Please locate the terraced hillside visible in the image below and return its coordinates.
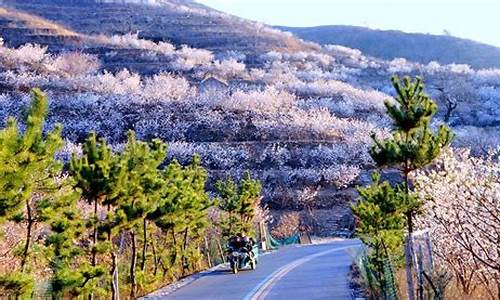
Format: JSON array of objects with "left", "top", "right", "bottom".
[
  {"left": 0, "top": 0, "right": 316, "bottom": 55},
  {"left": 0, "top": 0, "right": 358, "bottom": 236},
  {"left": 0, "top": 5, "right": 84, "bottom": 49},
  {"left": 0, "top": 0, "right": 498, "bottom": 237}
]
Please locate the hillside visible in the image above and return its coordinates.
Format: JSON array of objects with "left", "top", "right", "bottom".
[
  {"left": 0, "top": 0, "right": 316, "bottom": 58},
  {"left": 0, "top": 0, "right": 498, "bottom": 237},
  {"left": 279, "top": 25, "right": 500, "bottom": 69},
  {"left": 0, "top": 0, "right": 319, "bottom": 74},
  {"left": 0, "top": 2, "right": 498, "bottom": 298}
]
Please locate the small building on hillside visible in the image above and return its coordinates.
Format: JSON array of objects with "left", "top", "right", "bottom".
[{"left": 199, "top": 75, "right": 229, "bottom": 93}]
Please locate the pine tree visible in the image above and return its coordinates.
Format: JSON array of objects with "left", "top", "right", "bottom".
[
  {"left": 148, "top": 159, "right": 185, "bottom": 277},
  {"left": 95, "top": 198, "right": 123, "bottom": 300},
  {"left": 175, "top": 156, "right": 213, "bottom": 276},
  {"left": 152, "top": 156, "right": 213, "bottom": 276},
  {"left": 38, "top": 176, "right": 94, "bottom": 298},
  {"left": 0, "top": 89, "right": 65, "bottom": 296},
  {"left": 352, "top": 173, "right": 405, "bottom": 299},
  {"left": 69, "top": 132, "right": 116, "bottom": 299},
  {"left": 215, "top": 171, "right": 262, "bottom": 238},
  {"left": 365, "top": 76, "right": 453, "bottom": 300},
  {"left": 105, "top": 131, "right": 166, "bottom": 298},
  {"left": 214, "top": 177, "right": 239, "bottom": 238},
  {"left": 237, "top": 172, "right": 262, "bottom": 231}
]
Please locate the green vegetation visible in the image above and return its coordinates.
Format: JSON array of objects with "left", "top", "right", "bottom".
[
  {"left": 352, "top": 173, "right": 405, "bottom": 298},
  {"left": 69, "top": 131, "right": 117, "bottom": 298},
  {"left": 0, "top": 89, "right": 66, "bottom": 297},
  {"left": 215, "top": 171, "right": 262, "bottom": 238},
  {"left": 0, "top": 89, "right": 261, "bottom": 298},
  {"left": 352, "top": 76, "right": 453, "bottom": 299}
]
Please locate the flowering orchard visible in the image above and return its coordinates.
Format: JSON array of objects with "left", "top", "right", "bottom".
[
  {"left": 415, "top": 148, "right": 500, "bottom": 298},
  {"left": 0, "top": 30, "right": 498, "bottom": 298}
]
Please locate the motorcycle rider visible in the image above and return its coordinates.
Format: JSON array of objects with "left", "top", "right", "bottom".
[{"left": 228, "top": 232, "right": 255, "bottom": 258}]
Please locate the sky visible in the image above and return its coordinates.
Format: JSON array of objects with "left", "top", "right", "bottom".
[{"left": 196, "top": 0, "right": 500, "bottom": 47}]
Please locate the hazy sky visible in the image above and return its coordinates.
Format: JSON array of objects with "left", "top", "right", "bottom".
[{"left": 196, "top": 0, "right": 500, "bottom": 47}]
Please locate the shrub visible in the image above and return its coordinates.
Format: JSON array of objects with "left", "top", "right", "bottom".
[
  {"left": 142, "top": 72, "right": 192, "bottom": 102},
  {"left": 53, "top": 52, "right": 100, "bottom": 77},
  {"left": 93, "top": 33, "right": 175, "bottom": 55}
]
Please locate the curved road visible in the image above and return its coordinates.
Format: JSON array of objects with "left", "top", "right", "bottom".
[{"left": 146, "top": 240, "right": 361, "bottom": 300}]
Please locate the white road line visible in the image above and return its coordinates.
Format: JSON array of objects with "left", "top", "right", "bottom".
[{"left": 244, "top": 245, "right": 356, "bottom": 300}]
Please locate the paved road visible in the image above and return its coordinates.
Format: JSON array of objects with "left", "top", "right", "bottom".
[{"left": 149, "top": 240, "right": 361, "bottom": 300}]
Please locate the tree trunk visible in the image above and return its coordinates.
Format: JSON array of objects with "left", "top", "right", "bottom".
[
  {"left": 152, "top": 240, "right": 158, "bottom": 276},
  {"left": 111, "top": 250, "right": 120, "bottom": 300},
  {"left": 405, "top": 226, "right": 416, "bottom": 300},
  {"left": 160, "top": 259, "right": 168, "bottom": 277},
  {"left": 119, "top": 232, "right": 125, "bottom": 253},
  {"left": 444, "top": 98, "right": 457, "bottom": 124},
  {"left": 216, "top": 239, "right": 226, "bottom": 263},
  {"left": 141, "top": 218, "right": 147, "bottom": 271},
  {"left": 404, "top": 164, "right": 416, "bottom": 300},
  {"left": 424, "top": 232, "right": 434, "bottom": 270},
  {"left": 130, "top": 231, "right": 137, "bottom": 299},
  {"left": 171, "top": 229, "right": 178, "bottom": 265},
  {"left": 108, "top": 225, "right": 120, "bottom": 300},
  {"left": 92, "top": 196, "right": 98, "bottom": 267},
  {"left": 204, "top": 237, "right": 212, "bottom": 268},
  {"left": 306, "top": 206, "right": 318, "bottom": 235},
  {"left": 228, "top": 212, "right": 233, "bottom": 236},
  {"left": 181, "top": 228, "right": 189, "bottom": 276},
  {"left": 20, "top": 200, "right": 33, "bottom": 272}
]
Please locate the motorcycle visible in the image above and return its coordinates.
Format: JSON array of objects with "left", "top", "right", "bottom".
[{"left": 227, "top": 245, "right": 259, "bottom": 274}]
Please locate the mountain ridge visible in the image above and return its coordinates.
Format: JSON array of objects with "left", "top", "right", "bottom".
[{"left": 278, "top": 25, "right": 500, "bottom": 69}]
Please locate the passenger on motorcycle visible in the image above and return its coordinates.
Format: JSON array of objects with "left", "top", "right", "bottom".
[{"left": 228, "top": 233, "right": 255, "bottom": 258}]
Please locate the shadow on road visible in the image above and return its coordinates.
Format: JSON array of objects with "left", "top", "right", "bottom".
[
  {"left": 204, "top": 269, "right": 231, "bottom": 277},
  {"left": 203, "top": 268, "right": 255, "bottom": 277}
]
